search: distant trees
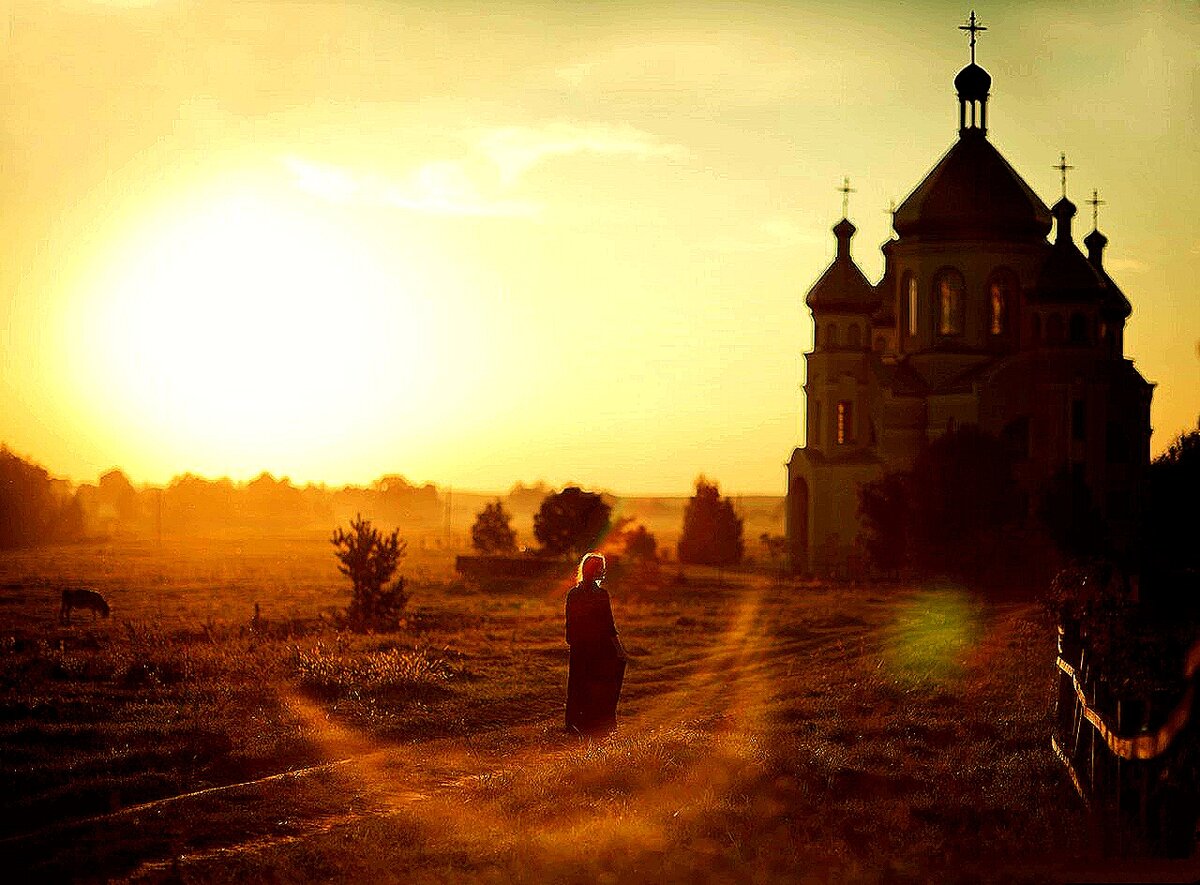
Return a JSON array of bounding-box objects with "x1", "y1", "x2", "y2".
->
[
  {"x1": 0, "y1": 447, "x2": 83, "y2": 548},
  {"x1": 533, "y1": 487, "x2": 611, "y2": 558},
  {"x1": 331, "y1": 514, "x2": 409, "y2": 630},
  {"x1": 677, "y1": 476, "x2": 744, "y2": 566},
  {"x1": 624, "y1": 525, "x2": 658, "y2": 562},
  {"x1": 471, "y1": 500, "x2": 518, "y2": 554}
]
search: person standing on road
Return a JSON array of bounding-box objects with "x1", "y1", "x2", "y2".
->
[{"x1": 565, "y1": 552, "x2": 627, "y2": 736}]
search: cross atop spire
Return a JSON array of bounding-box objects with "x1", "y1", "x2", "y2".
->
[
  {"x1": 959, "y1": 10, "x2": 987, "y2": 64},
  {"x1": 1053, "y1": 153, "x2": 1074, "y2": 199},
  {"x1": 838, "y1": 176, "x2": 855, "y2": 218},
  {"x1": 1086, "y1": 189, "x2": 1106, "y2": 230}
]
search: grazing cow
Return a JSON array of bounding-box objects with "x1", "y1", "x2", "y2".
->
[{"x1": 60, "y1": 588, "x2": 110, "y2": 623}]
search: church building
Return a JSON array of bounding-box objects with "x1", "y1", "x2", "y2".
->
[{"x1": 785, "y1": 16, "x2": 1153, "y2": 575}]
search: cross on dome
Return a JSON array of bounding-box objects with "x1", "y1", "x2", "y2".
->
[
  {"x1": 1053, "y1": 153, "x2": 1074, "y2": 199},
  {"x1": 1086, "y1": 190, "x2": 1106, "y2": 229},
  {"x1": 838, "y1": 176, "x2": 855, "y2": 218},
  {"x1": 959, "y1": 11, "x2": 987, "y2": 64}
]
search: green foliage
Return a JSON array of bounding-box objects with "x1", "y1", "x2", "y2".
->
[
  {"x1": 677, "y1": 476, "x2": 744, "y2": 566},
  {"x1": 1036, "y1": 464, "x2": 1109, "y2": 561},
  {"x1": 331, "y1": 514, "x2": 409, "y2": 631},
  {"x1": 1144, "y1": 423, "x2": 1200, "y2": 574},
  {"x1": 857, "y1": 472, "x2": 911, "y2": 573},
  {"x1": 857, "y1": 428, "x2": 1028, "y2": 585},
  {"x1": 532, "y1": 486, "x2": 611, "y2": 558},
  {"x1": 471, "y1": 499, "x2": 518, "y2": 554}
]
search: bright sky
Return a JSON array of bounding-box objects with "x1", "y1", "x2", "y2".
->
[{"x1": 0, "y1": 1, "x2": 1196, "y2": 495}]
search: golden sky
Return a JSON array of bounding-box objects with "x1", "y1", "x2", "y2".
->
[{"x1": 0, "y1": 0, "x2": 1196, "y2": 495}]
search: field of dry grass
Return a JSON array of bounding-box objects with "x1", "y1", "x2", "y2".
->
[{"x1": 1, "y1": 537, "x2": 1197, "y2": 883}]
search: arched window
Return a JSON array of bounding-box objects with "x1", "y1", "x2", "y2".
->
[
  {"x1": 827, "y1": 323, "x2": 838, "y2": 347},
  {"x1": 1069, "y1": 312, "x2": 1088, "y2": 345},
  {"x1": 848, "y1": 324, "x2": 861, "y2": 347},
  {"x1": 987, "y1": 268, "x2": 1019, "y2": 337},
  {"x1": 932, "y1": 268, "x2": 965, "y2": 337},
  {"x1": 905, "y1": 272, "x2": 918, "y2": 337},
  {"x1": 873, "y1": 335, "x2": 885, "y2": 353},
  {"x1": 836, "y1": 401, "x2": 854, "y2": 445},
  {"x1": 1046, "y1": 313, "x2": 1064, "y2": 345}
]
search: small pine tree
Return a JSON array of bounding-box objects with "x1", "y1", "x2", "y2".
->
[
  {"x1": 471, "y1": 499, "x2": 518, "y2": 554},
  {"x1": 331, "y1": 513, "x2": 409, "y2": 630},
  {"x1": 677, "y1": 476, "x2": 744, "y2": 566}
]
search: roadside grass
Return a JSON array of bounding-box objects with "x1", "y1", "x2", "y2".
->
[{"x1": 0, "y1": 539, "x2": 1189, "y2": 881}]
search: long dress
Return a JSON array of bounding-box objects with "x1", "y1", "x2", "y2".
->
[{"x1": 565, "y1": 580, "x2": 626, "y2": 735}]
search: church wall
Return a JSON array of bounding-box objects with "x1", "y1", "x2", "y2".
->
[{"x1": 888, "y1": 240, "x2": 1045, "y2": 356}]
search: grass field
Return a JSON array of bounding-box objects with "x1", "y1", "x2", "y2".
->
[{"x1": 1, "y1": 537, "x2": 1197, "y2": 883}]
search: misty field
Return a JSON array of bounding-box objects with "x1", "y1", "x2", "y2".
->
[{"x1": 1, "y1": 539, "x2": 1196, "y2": 883}]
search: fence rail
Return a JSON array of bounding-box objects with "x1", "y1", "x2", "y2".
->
[{"x1": 1051, "y1": 624, "x2": 1200, "y2": 855}]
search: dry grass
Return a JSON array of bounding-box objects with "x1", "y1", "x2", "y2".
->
[{"x1": 0, "y1": 539, "x2": 1196, "y2": 882}]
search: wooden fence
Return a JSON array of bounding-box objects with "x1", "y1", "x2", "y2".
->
[{"x1": 1051, "y1": 621, "x2": 1200, "y2": 855}]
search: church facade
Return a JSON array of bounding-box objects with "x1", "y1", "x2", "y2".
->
[{"x1": 785, "y1": 30, "x2": 1153, "y2": 575}]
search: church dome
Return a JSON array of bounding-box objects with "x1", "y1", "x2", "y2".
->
[
  {"x1": 954, "y1": 63, "x2": 991, "y2": 99},
  {"x1": 805, "y1": 219, "x2": 878, "y2": 313},
  {"x1": 1035, "y1": 200, "x2": 1107, "y2": 304},
  {"x1": 893, "y1": 136, "x2": 1052, "y2": 241}
]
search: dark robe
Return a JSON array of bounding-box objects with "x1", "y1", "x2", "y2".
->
[{"x1": 565, "y1": 580, "x2": 626, "y2": 735}]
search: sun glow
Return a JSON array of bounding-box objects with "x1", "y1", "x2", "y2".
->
[{"x1": 60, "y1": 186, "x2": 443, "y2": 481}]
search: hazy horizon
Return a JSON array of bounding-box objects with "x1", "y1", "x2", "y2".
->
[{"x1": 2, "y1": 1, "x2": 1196, "y2": 497}]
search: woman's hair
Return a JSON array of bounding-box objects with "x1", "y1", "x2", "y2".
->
[{"x1": 577, "y1": 552, "x2": 606, "y2": 584}]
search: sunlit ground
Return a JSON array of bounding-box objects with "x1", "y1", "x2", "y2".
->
[{"x1": 1, "y1": 541, "x2": 1197, "y2": 883}]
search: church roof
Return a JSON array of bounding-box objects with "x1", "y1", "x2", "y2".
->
[
  {"x1": 805, "y1": 218, "x2": 879, "y2": 313},
  {"x1": 893, "y1": 135, "x2": 1053, "y2": 241}
]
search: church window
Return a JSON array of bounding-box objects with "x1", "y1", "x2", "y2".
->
[
  {"x1": 1069, "y1": 312, "x2": 1088, "y2": 345},
  {"x1": 1071, "y1": 399, "x2": 1086, "y2": 441},
  {"x1": 836, "y1": 401, "x2": 854, "y2": 445},
  {"x1": 905, "y1": 273, "x2": 918, "y2": 337},
  {"x1": 987, "y1": 269, "x2": 1018, "y2": 336},
  {"x1": 827, "y1": 324, "x2": 838, "y2": 347},
  {"x1": 873, "y1": 335, "x2": 885, "y2": 352},
  {"x1": 848, "y1": 324, "x2": 861, "y2": 347},
  {"x1": 932, "y1": 268, "x2": 965, "y2": 336}
]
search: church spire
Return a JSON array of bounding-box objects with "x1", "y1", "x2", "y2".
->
[{"x1": 954, "y1": 11, "x2": 991, "y2": 137}]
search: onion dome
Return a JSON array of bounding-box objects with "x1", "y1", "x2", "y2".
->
[
  {"x1": 1084, "y1": 228, "x2": 1132, "y2": 318},
  {"x1": 894, "y1": 136, "x2": 1052, "y2": 241},
  {"x1": 954, "y1": 63, "x2": 992, "y2": 100},
  {"x1": 805, "y1": 219, "x2": 878, "y2": 313},
  {"x1": 871, "y1": 238, "x2": 898, "y2": 325},
  {"x1": 1034, "y1": 198, "x2": 1108, "y2": 304}
]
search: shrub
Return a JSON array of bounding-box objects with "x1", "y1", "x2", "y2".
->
[
  {"x1": 533, "y1": 487, "x2": 611, "y2": 558},
  {"x1": 331, "y1": 514, "x2": 409, "y2": 631},
  {"x1": 677, "y1": 476, "x2": 743, "y2": 566},
  {"x1": 471, "y1": 499, "x2": 518, "y2": 554}
]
